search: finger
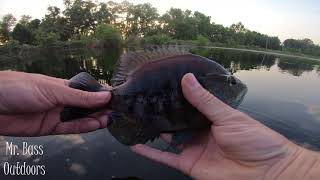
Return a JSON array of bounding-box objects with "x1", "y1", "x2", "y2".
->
[
  {"x1": 88, "y1": 108, "x2": 110, "y2": 118},
  {"x1": 131, "y1": 144, "x2": 180, "y2": 169},
  {"x1": 51, "y1": 84, "x2": 111, "y2": 108},
  {"x1": 32, "y1": 73, "x2": 68, "y2": 85},
  {"x1": 54, "y1": 116, "x2": 108, "y2": 134},
  {"x1": 181, "y1": 73, "x2": 247, "y2": 124},
  {"x1": 87, "y1": 109, "x2": 110, "y2": 128},
  {"x1": 94, "y1": 114, "x2": 109, "y2": 128},
  {"x1": 102, "y1": 84, "x2": 112, "y2": 89}
]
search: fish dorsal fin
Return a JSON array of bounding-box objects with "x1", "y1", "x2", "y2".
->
[{"x1": 111, "y1": 46, "x2": 189, "y2": 86}]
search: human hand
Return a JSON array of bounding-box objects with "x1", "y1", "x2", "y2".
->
[
  {"x1": 0, "y1": 71, "x2": 111, "y2": 136},
  {"x1": 131, "y1": 73, "x2": 320, "y2": 180}
]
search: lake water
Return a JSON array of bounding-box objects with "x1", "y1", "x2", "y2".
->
[{"x1": 1, "y1": 47, "x2": 320, "y2": 179}]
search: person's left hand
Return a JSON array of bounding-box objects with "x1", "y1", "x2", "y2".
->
[{"x1": 0, "y1": 71, "x2": 111, "y2": 136}]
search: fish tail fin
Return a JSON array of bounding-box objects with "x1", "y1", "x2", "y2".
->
[{"x1": 60, "y1": 72, "x2": 107, "y2": 122}]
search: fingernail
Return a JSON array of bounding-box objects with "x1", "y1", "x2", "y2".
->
[{"x1": 185, "y1": 73, "x2": 200, "y2": 88}]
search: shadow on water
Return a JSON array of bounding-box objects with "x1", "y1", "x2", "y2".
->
[{"x1": 1, "y1": 46, "x2": 320, "y2": 179}]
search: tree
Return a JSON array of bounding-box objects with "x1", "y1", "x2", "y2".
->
[
  {"x1": 63, "y1": 0, "x2": 98, "y2": 37},
  {"x1": 125, "y1": 3, "x2": 159, "y2": 37},
  {"x1": 283, "y1": 38, "x2": 320, "y2": 56},
  {"x1": 12, "y1": 23, "x2": 33, "y2": 44},
  {"x1": 11, "y1": 15, "x2": 40, "y2": 45},
  {"x1": 106, "y1": 1, "x2": 134, "y2": 37},
  {"x1": 19, "y1": 15, "x2": 32, "y2": 26},
  {"x1": 161, "y1": 8, "x2": 197, "y2": 40},
  {"x1": 29, "y1": 19, "x2": 41, "y2": 30},
  {"x1": 207, "y1": 23, "x2": 227, "y2": 43},
  {"x1": 193, "y1": 11, "x2": 212, "y2": 37},
  {"x1": 143, "y1": 33, "x2": 171, "y2": 45},
  {"x1": 36, "y1": 31, "x2": 60, "y2": 46},
  {"x1": 0, "y1": 14, "x2": 16, "y2": 43},
  {"x1": 230, "y1": 22, "x2": 247, "y2": 33},
  {"x1": 91, "y1": 24, "x2": 122, "y2": 48},
  {"x1": 283, "y1": 38, "x2": 313, "y2": 50},
  {"x1": 94, "y1": 3, "x2": 111, "y2": 24},
  {"x1": 38, "y1": 6, "x2": 72, "y2": 42},
  {"x1": 196, "y1": 35, "x2": 210, "y2": 46},
  {"x1": 268, "y1": 36, "x2": 281, "y2": 50}
]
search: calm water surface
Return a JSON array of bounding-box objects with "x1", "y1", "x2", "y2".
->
[{"x1": 0, "y1": 47, "x2": 320, "y2": 179}]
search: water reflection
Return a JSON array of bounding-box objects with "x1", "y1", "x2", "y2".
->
[
  {"x1": 0, "y1": 47, "x2": 120, "y2": 82},
  {"x1": 191, "y1": 47, "x2": 320, "y2": 76},
  {"x1": 1, "y1": 47, "x2": 320, "y2": 179},
  {"x1": 2, "y1": 47, "x2": 320, "y2": 79}
]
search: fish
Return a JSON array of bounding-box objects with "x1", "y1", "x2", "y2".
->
[{"x1": 60, "y1": 47, "x2": 248, "y2": 146}]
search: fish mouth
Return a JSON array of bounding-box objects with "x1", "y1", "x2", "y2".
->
[
  {"x1": 227, "y1": 76, "x2": 248, "y2": 108},
  {"x1": 233, "y1": 84, "x2": 248, "y2": 108}
]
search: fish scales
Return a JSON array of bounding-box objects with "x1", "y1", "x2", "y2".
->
[{"x1": 60, "y1": 47, "x2": 248, "y2": 146}]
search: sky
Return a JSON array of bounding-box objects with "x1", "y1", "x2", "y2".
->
[{"x1": 0, "y1": 0, "x2": 319, "y2": 44}]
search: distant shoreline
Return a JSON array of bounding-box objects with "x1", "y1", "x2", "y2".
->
[
  {"x1": 1, "y1": 43, "x2": 320, "y2": 62},
  {"x1": 170, "y1": 45, "x2": 320, "y2": 61}
]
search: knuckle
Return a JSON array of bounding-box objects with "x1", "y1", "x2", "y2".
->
[{"x1": 80, "y1": 91, "x2": 91, "y2": 106}]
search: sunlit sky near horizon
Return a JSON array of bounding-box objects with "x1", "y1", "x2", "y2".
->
[{"x1": 0, "y1": 0, "x2": 319, "y2": 44}]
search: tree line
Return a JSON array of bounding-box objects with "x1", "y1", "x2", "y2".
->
[{"x1": 0, "y1": 0, "x2": 319, "y2": 57}]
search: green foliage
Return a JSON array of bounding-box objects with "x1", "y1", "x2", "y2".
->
[
  {"x1": 125, "y1": 3, "x2": 159, "y2": 38},
  {"x1": 283, "y1": 38, "x2": 320, "y2": 57},
  {"x1": 36, "y1": 31, "x2": 60, "y2": 46},
  {"x1": 2, "y1": 39, "x2": 20, "y2": 49},
  {"x1": 143, "y1": 34, "x2": 171, "y2": 45},
  {"x1": 40, "y1": 6, "x2": 72, "y2": 41},
  {"x1": 1, "y1": 0, "x2": 320, "y2": 57},
  {"x1": 196, "y1": 35, "x2": 210, "y2": 46},
  {"x1": 91, "y1": 24, "x2": 122, "y2": 48},
  {"x1": 63, "y1": 0, "x2": 97, "y2": 37},
  {"x1": 0, "y1": 14, "x2": 16, "y2": 43},
  {"x1": 94, "y1": 3, "x2": 111, "y2": 24},
  {"x1": 125, "y1": 35, "x2": 143, "y2": 47},
  {"x1": 19, "y1": 15, "x2": 32, "y2": 26},
  {"x1": 230, "y1": 22, "x2": 247, "y2": 33},
  {"x1": 12, "y1": 24, "x2": 33, "y2": 44},
  {"x1": 283, "y1": 38, "x2": 314, "y2": 49},
  {"x1": 161, "y1": 8, "x2": 196, "y2": 40}
]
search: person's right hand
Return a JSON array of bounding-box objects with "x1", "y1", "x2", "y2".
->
[{"x1": 132, "y1": 73, "x2": 320, "y2": 180}]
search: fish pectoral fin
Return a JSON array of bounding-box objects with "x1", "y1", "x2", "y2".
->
[
  {"x1": 68, "y1": 72, "x2": 104, "y2": 91},
  {"x1": 60, "y1": 72, "x2": 106, "y2": 122}
]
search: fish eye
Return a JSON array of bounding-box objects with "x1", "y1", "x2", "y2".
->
[{"x1": 228, "y1": 76, "x2": 237, "y2": 86}]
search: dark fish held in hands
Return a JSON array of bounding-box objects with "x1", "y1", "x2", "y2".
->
[{"x1": 60, "y1": 47, "x2": 248, "y2": 146}]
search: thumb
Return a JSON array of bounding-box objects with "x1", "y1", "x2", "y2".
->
[
  {"x1": 181, "y1": 73, "x2": 244, "y2": 124},
  {"x1": 53, "y1": 85, "x2": 111, "y2": 108}
]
